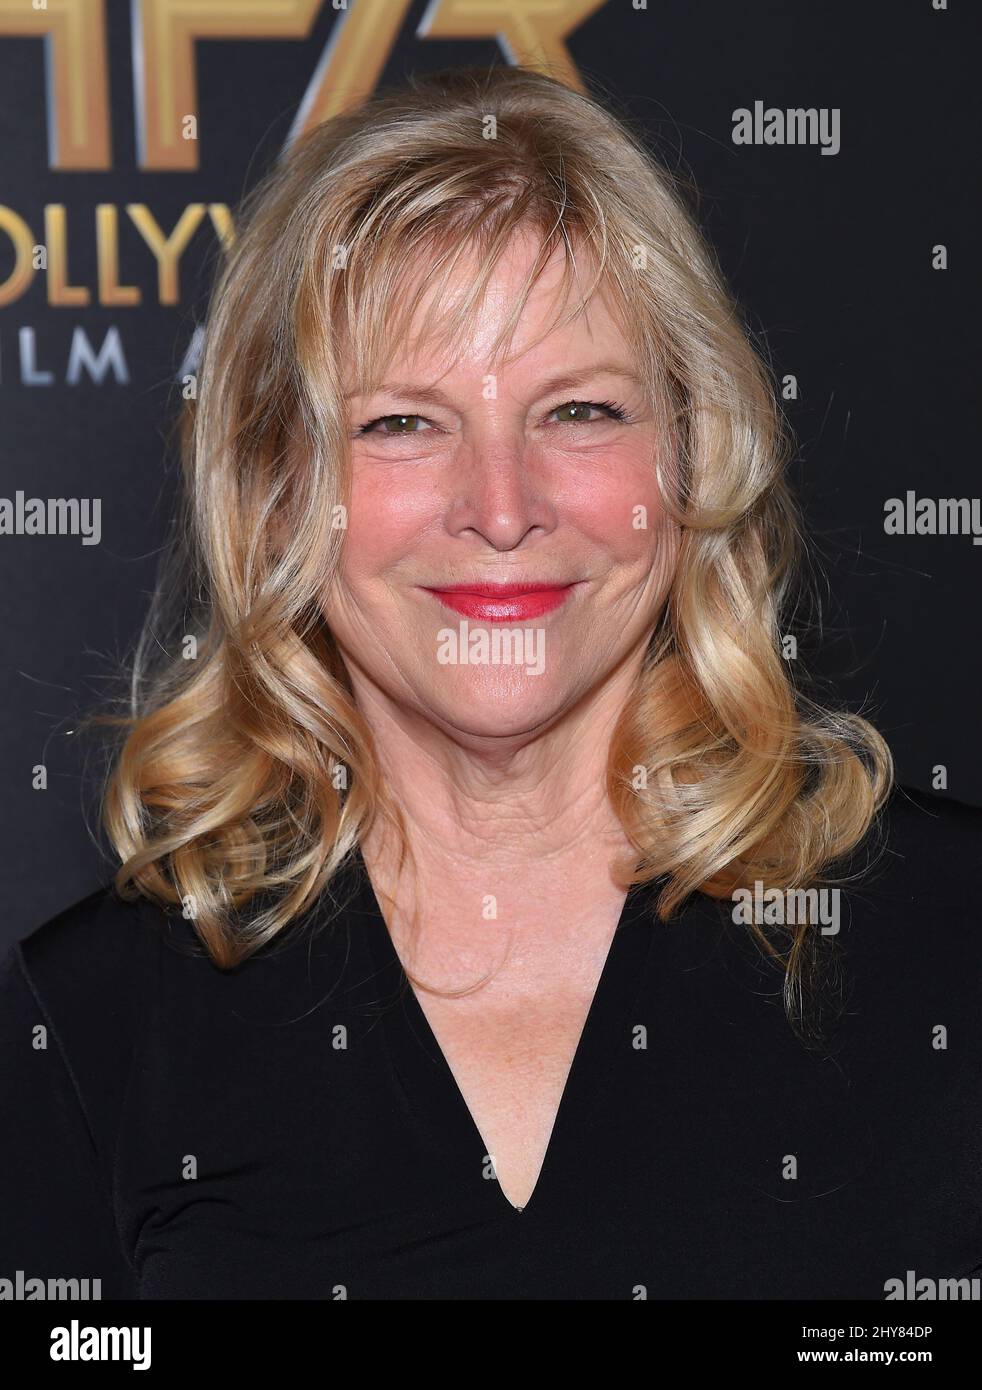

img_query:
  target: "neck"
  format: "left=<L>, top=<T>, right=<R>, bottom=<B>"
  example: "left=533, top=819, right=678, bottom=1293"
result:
left=352, top=657, right=644, bottom=929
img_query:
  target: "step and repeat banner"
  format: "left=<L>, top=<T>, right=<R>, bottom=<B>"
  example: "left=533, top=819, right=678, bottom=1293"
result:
left=0, top=0, right=976, bottom=935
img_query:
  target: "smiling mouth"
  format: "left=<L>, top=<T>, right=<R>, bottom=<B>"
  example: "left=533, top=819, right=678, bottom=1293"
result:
left=420, top=582, right=578, bottom=622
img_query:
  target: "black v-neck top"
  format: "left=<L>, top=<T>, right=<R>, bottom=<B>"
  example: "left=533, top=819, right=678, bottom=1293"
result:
left=2, top=784, right=981, bottom=1300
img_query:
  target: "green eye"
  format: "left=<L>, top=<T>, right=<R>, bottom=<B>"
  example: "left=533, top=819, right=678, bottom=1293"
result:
left=358, top=414, right=427, bottom=436
left=552, top=400, right=630, bottom=424
left=554, top=402, right=596, bottom=422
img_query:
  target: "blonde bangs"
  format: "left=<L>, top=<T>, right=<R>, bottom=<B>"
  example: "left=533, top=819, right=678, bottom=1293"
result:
left=325, top=186, right=627, bottom=410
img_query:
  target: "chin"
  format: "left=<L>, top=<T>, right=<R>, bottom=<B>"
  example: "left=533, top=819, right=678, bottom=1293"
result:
left=426, top=683, right=569, bottom=742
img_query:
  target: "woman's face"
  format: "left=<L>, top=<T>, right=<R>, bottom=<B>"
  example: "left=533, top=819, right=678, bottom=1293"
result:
left=323, top=232, right=678, bottom=744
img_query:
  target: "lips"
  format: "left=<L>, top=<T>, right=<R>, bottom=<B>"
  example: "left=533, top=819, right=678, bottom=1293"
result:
left=421, top=582, right=577, bottom=622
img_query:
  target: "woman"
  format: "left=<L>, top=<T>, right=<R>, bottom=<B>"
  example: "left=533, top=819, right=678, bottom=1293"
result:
left=2, top=65, right=980, bottom=1301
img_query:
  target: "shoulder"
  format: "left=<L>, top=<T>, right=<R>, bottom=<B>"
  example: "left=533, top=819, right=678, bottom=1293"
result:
left=14, top=884, right=166, bottom=973
left=872, top=782, right=982, bottom=885
left=826, top=785, right=982, bottom=1046
left=0, top=883, right=183, bottom=1163
left=5, top=871, right=368, bottom=1079
left=9, top=881, right=173, bottom=1019
left=661, top=784, right=982, bottom=1043
left=836, top=782, right=981, bottom=931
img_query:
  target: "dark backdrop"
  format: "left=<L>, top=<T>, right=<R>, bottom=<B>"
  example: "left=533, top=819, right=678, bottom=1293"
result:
left=1, top=0, right=977, bottom=944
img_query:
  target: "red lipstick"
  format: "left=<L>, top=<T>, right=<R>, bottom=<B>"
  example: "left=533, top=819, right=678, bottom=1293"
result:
left=422, top=582, right=576, bottom=622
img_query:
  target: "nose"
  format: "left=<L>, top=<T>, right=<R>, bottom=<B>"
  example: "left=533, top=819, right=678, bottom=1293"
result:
left=445, top=435, right=558, bottom=551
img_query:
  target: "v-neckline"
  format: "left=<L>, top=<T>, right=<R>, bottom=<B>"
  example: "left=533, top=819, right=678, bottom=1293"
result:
left=350, top=845, right=659, bottom=1220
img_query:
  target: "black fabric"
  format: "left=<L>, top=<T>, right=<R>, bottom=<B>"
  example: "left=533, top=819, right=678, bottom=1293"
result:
left=2, top=784, right=980, bottom=1300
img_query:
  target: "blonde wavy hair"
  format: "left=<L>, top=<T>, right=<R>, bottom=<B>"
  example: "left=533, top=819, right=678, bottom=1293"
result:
left=88, top=64, right=893, bottom=1027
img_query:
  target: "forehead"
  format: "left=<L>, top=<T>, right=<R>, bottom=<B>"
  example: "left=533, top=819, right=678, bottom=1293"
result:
left=342, top=230, right=637, bottom=398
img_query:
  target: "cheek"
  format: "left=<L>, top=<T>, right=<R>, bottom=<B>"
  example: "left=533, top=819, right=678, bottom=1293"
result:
left=561, top=457, right=666, bottom=561
left=342, top=465, right=436, bottom=581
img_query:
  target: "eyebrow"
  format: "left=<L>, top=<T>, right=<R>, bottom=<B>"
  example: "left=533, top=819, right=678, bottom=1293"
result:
left=345, top=363, right=643, bottom=404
